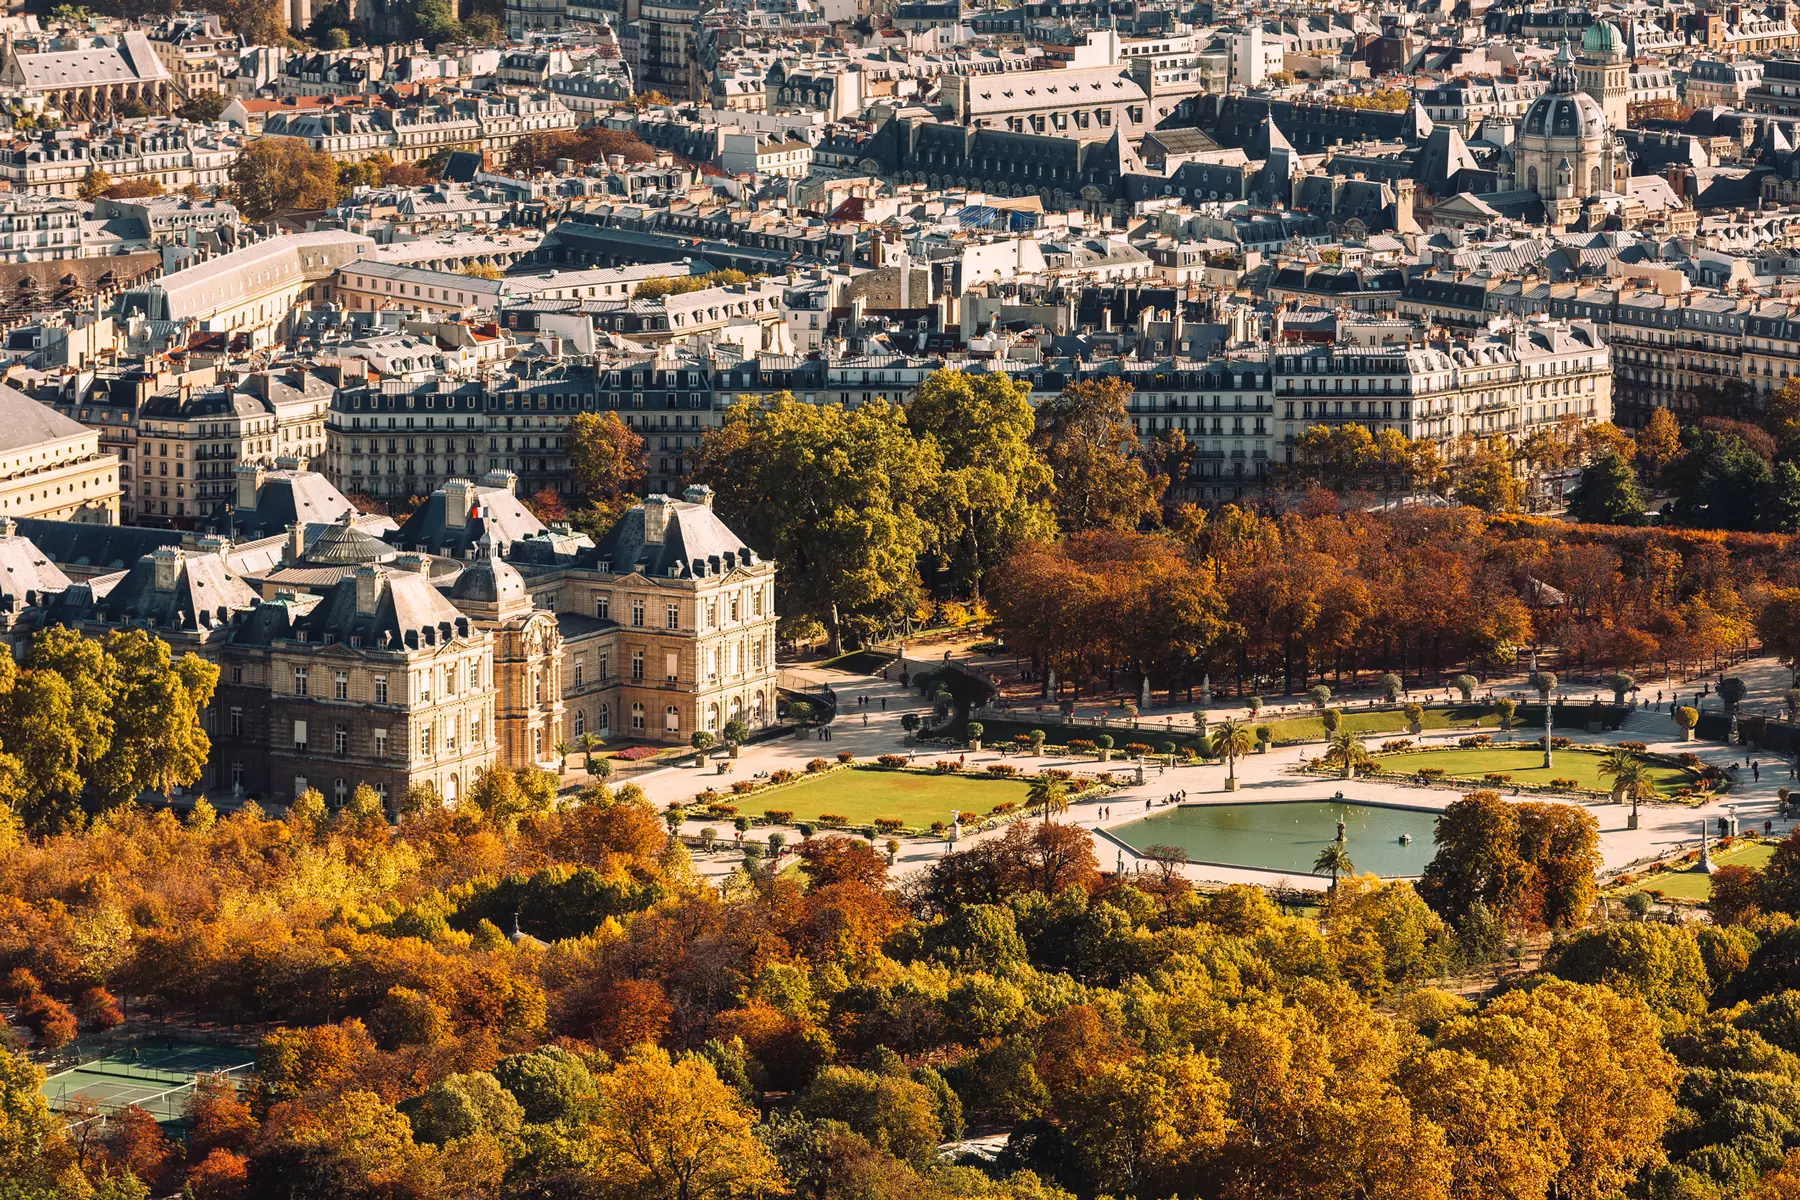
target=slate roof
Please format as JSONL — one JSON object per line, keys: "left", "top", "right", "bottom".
{"left": 11, "top": 518, "right": 179, "bottom": 571}
{"left": 581, "top": 492, "right": 759, "bottom": 578}
{"left": 0, "top": 381, "right": 95, "bottom": 451}
{"left": 391, "top": 480, "right": 547, "bottom": 557}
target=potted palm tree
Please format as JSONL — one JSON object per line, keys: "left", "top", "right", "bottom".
{"left": 1325, "top": 729, "right": 1373, "bottom": 780}
{"left": 1599, "top": 750, "right": 1656, "bottom": 830}
{"left": 555, "top": 740, "right": 572, "bottom": 774}
{"left": 1314, "top": 841, "right": 1355, "bottom": 891}
{"left": 1027, "top": 774, "right": 1068, "bottom": 821}
{"left": 1211, "top": 718, "right": 1255, "bottom": 792}
{"left": 723, "top": 718, "right": 749, "bottom": 759}
{"left": 576, "top": 731, "right": 596, "bottom": 770}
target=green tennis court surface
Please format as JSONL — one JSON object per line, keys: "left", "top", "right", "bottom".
{"left": 43, "top": 1042, "right": 255, "bottom": 1122}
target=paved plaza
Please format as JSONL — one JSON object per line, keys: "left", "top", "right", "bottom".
{"left": 625, "top": 663, "right": 1796, "bottom": 893}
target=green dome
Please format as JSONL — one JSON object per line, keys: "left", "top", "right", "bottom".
{"left": 1581, "top": 18, "right": 1622, "bottom": 55}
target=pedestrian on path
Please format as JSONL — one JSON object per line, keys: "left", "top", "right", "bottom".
{"left": 1755, "top": 761, "right": 1761, "bottom": 781}
{"left": 881, "top": 697, "right": 887, "bottom": 710}
{"left": 863, "top": 712, "right": 868, "bottom": 726}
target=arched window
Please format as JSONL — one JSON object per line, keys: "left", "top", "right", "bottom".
{"left": 445, "top": 773, "right": 459, "bottom": 802}
{"left": 707, "top": 703, "right": 720, "bottom": 731}
{"left": 1527, "top": 166, "right": 1539, "bottom": 192}
{"left": 1591, "top": 165, "right": 1602, "bottom": 194}
{"left": 753, "top": 693, "right": 766, "bottom": 723}
{"left": 573, "top": 709, "right": 585, "bottom": 737}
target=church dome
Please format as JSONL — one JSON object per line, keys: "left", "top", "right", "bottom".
{"left": 451, "top": 537, "right": 527, "bottom": 607}
{"left": 1520, "top": 89, "right": 1608, "bottom": 141}
{"left": 1581, "top": 18, "right": 1622, "bottom": 56}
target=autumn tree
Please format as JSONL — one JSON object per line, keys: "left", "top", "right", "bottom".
{"left": 694, "top": 394, "right": 941, "bottom": 652}
{"left": 1451, "top": 437, "right": 1525, "bottom": 513}
{"left": 229, "top": 138, "right": 340, "bottom": 220}
{"left": 1031, "top": 377, "right": 1161, "bottom": 531}
{"left": 586, "top": 1046, "right": 783, "bottom": 1199}
{"left": 565, "top": 411, "right": 647, "bottom": 518}
{"left": 906, "top": 368, "right": 1055, "bottom": 595}
{"left": 1636, "top": 406, "right": 1683, "bottom": 482}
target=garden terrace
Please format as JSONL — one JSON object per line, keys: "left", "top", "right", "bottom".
{"left": 1370, "top": 745, "right": 1699, "bottom": 797}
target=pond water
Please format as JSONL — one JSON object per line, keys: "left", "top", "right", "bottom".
{"left": 1108, "top": 799, "right": 1442, "bottom": 878}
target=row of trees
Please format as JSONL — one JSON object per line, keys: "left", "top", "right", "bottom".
{"left": 989, "top": 501, "right": 1781, "bottom": 699}
{"left": 4, "top": 767, "right": 1752, "bottom": 1200}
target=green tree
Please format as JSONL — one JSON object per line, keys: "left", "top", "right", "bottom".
{"left": 1418, "top": 790, "right": 1527, "bottom": 926}
{"left": 1668, "top": 429, "right": 1772, "bottom": 531}
{"left": 1210, "top": 717, "right": 1255, "bottom": 788}
{"left": 400, "top": 0, "right": 460, "bottom": 45}
{"left": 1761, "top": 460, "right": 1800, "bottom": 533}
{"left": 229, "top": 137, "right": 340, "bottom": 220}
{"left": 177, "top": 92, "right": 228, "bottom": 122}
{"left": 1031, "top": 377, "right": 1161, "bottom": 532}
{"left": 799, "top": 1066, "right": 943, "bottom": 1169}
{"left": 1027, "top": 774, "right": 1068, "bottom": 821}
{"left": 1323, "top": 727, "right": 1373, "bottom": 779}
{"left": 906, "top": 369, "right": 1055, "bottom": 595}
{"left": 1568, "top": 450, "right": 1645, "bottom": 525}
{"left": 1544, "top": 924, "right": 1711, "bottom": 1019}
{"left": 694, "top": 395, "right": 941, "bottom": 652}
{"left": 1313, "top": 840, "right": 1355, "bottom": 889}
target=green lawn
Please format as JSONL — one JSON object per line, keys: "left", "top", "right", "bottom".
{"left": 1372, "top": 746, "right": 1692, "bottom": 794}
{"left": 1259, "top": 706, "right": 1500, "bottom": 745}
{"left": 1615, "top": 840, "right": 1775, "bottom": 902}
{"left": 686, "top": 768, "right": 1035, "bottom": 830}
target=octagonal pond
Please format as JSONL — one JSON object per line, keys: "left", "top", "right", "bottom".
{"left": 1108, "top": 799, "right": 1442, "bottom": 878}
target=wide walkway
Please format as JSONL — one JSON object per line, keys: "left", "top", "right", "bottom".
{"left": 625, "top": 667, "right": 1793, "bottom": 892}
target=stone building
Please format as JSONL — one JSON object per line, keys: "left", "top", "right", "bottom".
{"left": 0, "top": 31, "right": 174, "bottom": 120}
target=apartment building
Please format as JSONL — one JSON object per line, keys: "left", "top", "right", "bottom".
{"left": 0, "top": 123, "right": 239, "bottom": 197}
{"left": 1273, "top": 320, "right": 1613, "bottom": 453}
{"left": 261, "top": 93, "right": 576, "bottom": 166}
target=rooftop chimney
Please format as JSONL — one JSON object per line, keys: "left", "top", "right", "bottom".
{"left": 353, "top": 564, "right": 383, "bottom": 616}
{"left": 286, "top": 523, "right": 305, "bottom": 563}
{"left": 683, "top": 483, "right": 715, "bottom": 509}
{"left": 442, "top": 478, "right": 476, "bottom": 530}
{"left": 151, "top": 546, "right": 182, "bottom": 592}
{"left": 235, "top": 463, "right": 265, "bottom": 510}
{"left": 642, "top": 494, "right": 671, "bottom": 545}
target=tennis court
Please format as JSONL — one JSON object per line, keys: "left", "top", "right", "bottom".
{"left": 43, "top": 1042, "right": 256, "bottom": 1122}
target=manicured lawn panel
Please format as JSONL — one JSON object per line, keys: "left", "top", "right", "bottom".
{"left": 1615, "top": 841, "right": 1775, "bottom": 902}
{"left": 1372, "top": 747, "right": 1690, "bottom": 794}
{"left": 688, "top": 769, "right": 1035, "bottom": 829}
{"left": 1260, "top": 707, "right": 1501, "bottom": 744}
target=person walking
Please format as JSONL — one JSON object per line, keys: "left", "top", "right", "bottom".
{"left": 1755, "top": 761, "right": 1761, "bottom": 782}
